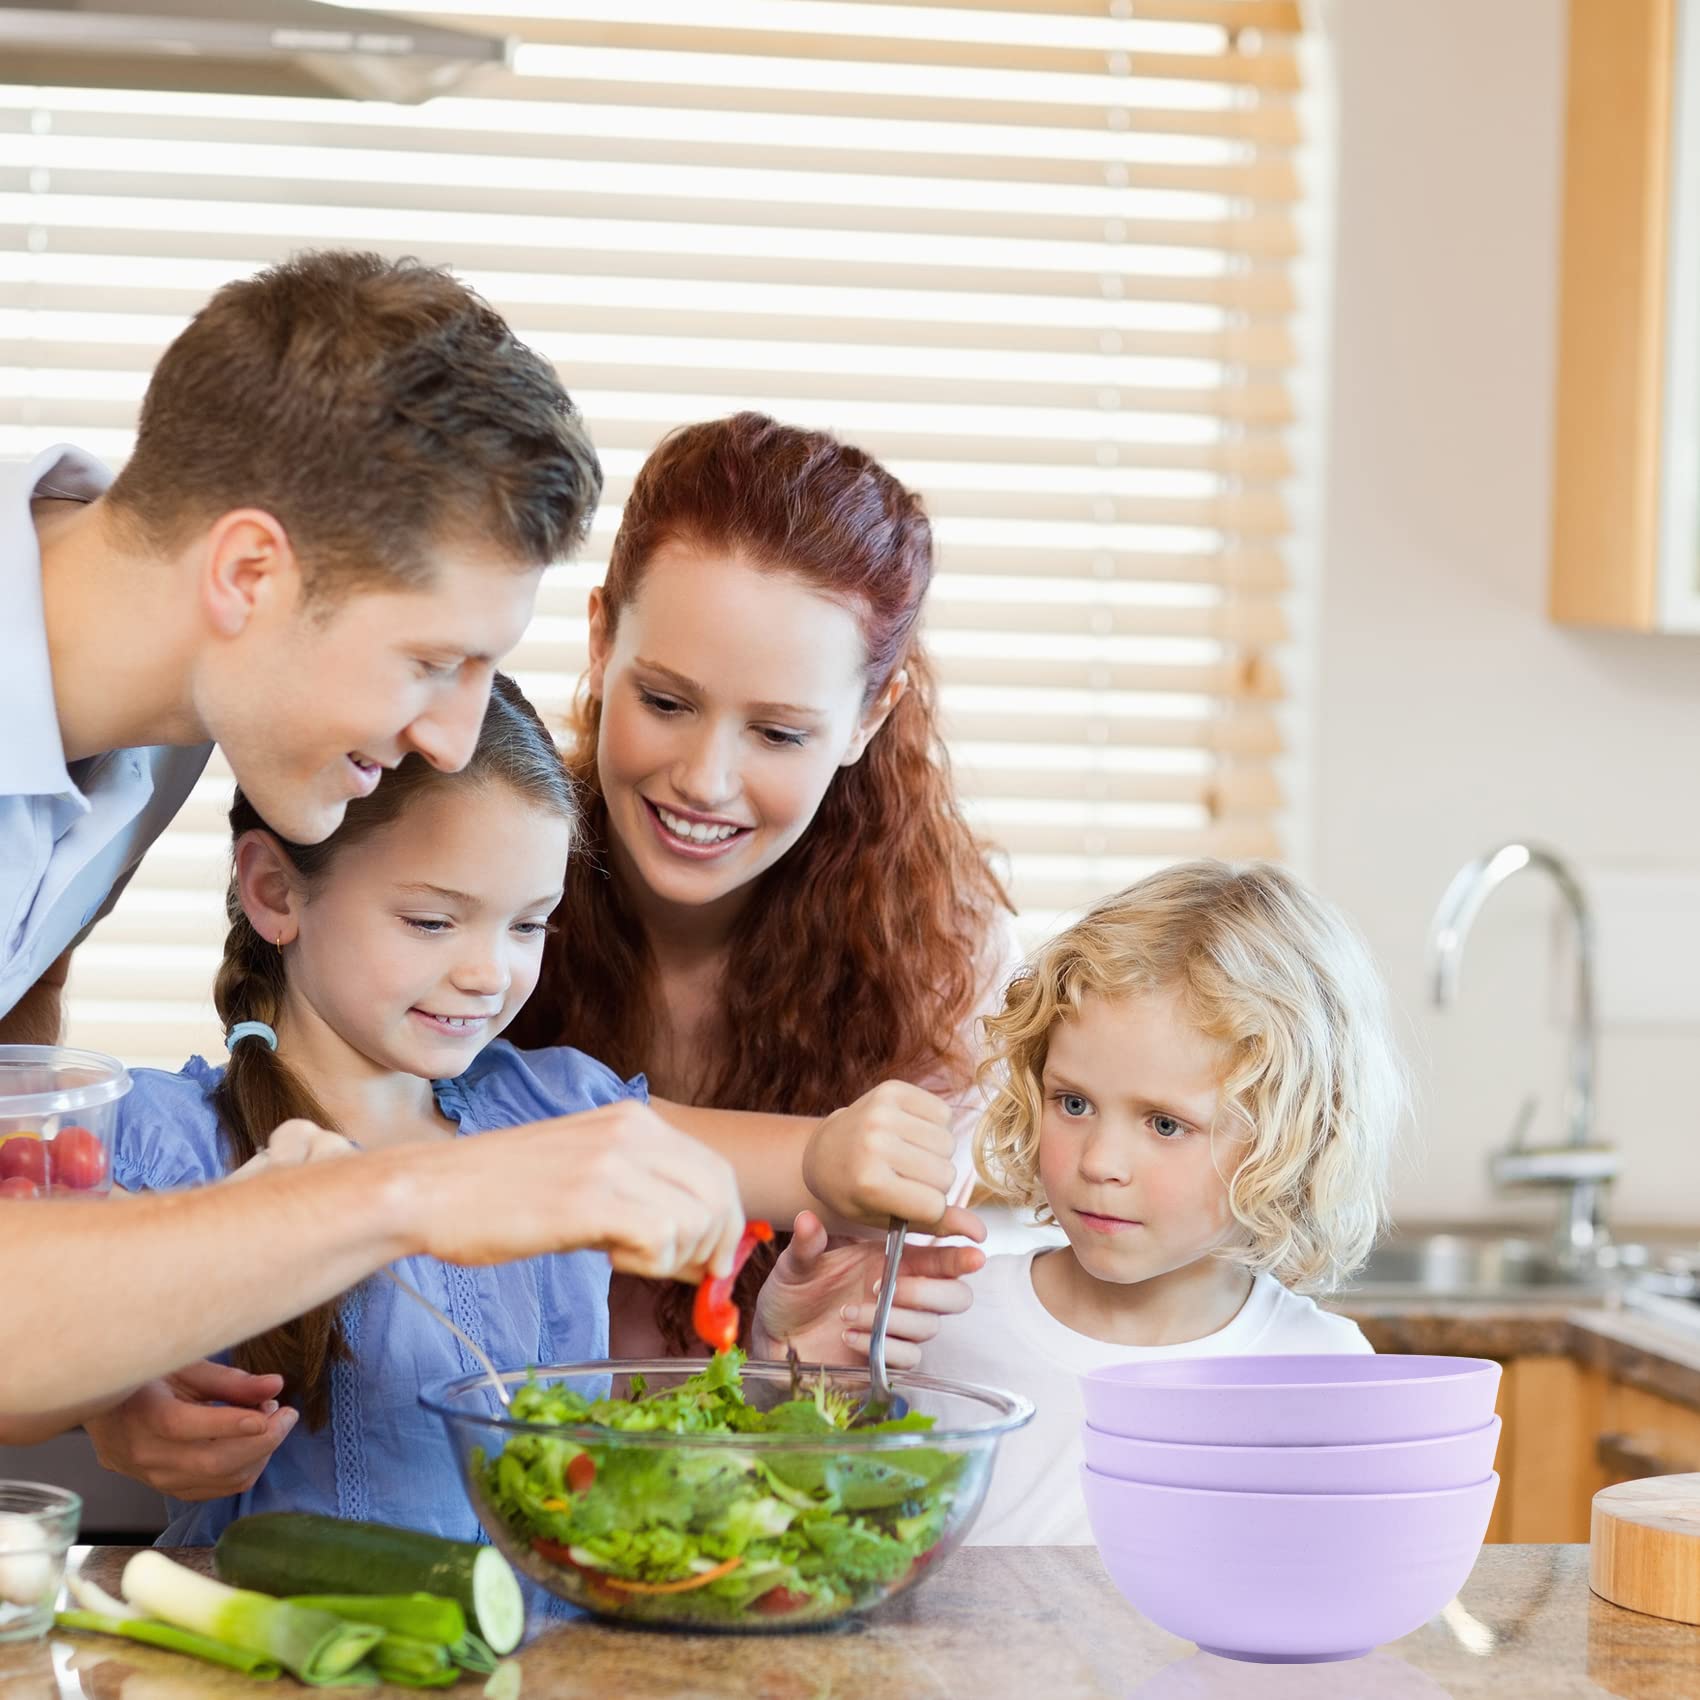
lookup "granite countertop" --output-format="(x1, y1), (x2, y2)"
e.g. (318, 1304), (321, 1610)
(1, 1543), (1696, 1700)
(1338, 1300), (1700, 1411)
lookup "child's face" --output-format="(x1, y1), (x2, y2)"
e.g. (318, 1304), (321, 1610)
(283, 781), (569, 1080)
(205, 537), (541, 848)
(1037, 989), (1245, 1288)
(586, 541), (896, 917)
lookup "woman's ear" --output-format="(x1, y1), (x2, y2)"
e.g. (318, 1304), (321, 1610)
(234, 829), (304, 948)
(840, 667), (909, 768)
(585, 586), (612, 701)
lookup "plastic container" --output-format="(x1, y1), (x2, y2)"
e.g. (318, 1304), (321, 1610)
(0, 1046), (130, 1200)
(0, 1482), (81, 1643)
(1080, 1414), (1501, 1494)
(1079, 1354), (1502, 1446)
(424, 1358), (1033, 1632)
(1082, 1464), (1498, 1663)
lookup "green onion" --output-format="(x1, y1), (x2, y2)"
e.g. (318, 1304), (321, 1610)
(451, 1630), (500, 1673)
(286, 1593), (467, 1644)
(55, 1608), (284, 1679)
(120, 1552), (385, 1685)
(369, 1630), (459, 1688)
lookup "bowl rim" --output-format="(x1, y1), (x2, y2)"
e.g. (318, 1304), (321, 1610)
(1081, 1460), (1500, 1505)
(1081, 1412), (1502, 1460)
(1079, 1353), (1501, 1395)
(0, 1045), (132, 1118)
(419, 1355), (1035, 1449)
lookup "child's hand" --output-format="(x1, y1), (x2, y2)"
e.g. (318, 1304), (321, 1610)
(801, 1081), (986, 1240)
(751, 1210), (984, 1368)
(225, 1119), (356, 1183)
(84, 1359), (298, 1500)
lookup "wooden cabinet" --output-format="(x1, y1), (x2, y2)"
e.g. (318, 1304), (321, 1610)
(1549, 0), (1700, 630)
(1487, 1356), (1700, 1542)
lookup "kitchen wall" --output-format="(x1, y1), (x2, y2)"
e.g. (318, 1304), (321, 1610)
(1312, 0), (1700, 1227)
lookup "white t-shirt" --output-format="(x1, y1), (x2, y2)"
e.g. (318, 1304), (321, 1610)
(0, 445), (211, 1019)
(923, 1248), (1372, 1546)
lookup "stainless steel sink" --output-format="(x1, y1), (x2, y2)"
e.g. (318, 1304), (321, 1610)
(1343, 1230), (1700, 1301)
(1345, 1233), (1600, 1299)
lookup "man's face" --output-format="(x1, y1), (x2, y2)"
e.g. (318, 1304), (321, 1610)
(199, 535), (542, 844)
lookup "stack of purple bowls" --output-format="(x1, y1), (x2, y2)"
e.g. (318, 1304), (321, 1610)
(1078, 1354), (1503, 1664)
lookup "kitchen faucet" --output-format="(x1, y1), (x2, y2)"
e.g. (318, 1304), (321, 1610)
(1427, 842), (1619, 1261)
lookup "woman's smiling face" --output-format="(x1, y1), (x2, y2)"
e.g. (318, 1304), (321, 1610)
(586, 540), (899, 916)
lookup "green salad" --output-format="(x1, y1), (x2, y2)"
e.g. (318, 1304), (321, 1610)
(477, 1350), (971, 1628)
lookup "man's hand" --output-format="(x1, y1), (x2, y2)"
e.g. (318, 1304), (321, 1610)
(401, 1099), (746, 1281)
(752, 1210), (984, 1367)
(802, 1081), (986, 1239)
(84, 1359), (296, 1501)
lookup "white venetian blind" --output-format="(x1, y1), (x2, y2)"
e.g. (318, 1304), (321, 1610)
(0, 0), (1310, 1068)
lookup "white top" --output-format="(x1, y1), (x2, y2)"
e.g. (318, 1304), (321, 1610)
(0, 445), (211, 1021)
(923, 1247), (1373, 1545)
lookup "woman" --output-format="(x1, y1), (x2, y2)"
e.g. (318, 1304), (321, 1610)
(508, 411), (1019, 1352)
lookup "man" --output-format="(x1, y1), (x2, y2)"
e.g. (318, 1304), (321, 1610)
(0, 251), (743, 1433)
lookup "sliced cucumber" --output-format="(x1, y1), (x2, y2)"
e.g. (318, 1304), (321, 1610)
(214, 1513), (524, 1655)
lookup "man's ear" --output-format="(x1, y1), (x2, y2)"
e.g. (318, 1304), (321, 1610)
(585, 586), (613, 701)
(199, 509), (298, 638)
(234, 829), (305, 947)
(840, 666), (909, 767)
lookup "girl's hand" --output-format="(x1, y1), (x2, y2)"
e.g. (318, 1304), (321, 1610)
(801, 1081), (987, 1239)
(751, 1210), (985, 1368)
(84, 1359), (298, 1500)
(226, 1119), (356, 1183)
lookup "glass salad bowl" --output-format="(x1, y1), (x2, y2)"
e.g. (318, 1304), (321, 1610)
(422, 1355), (1032, 1632)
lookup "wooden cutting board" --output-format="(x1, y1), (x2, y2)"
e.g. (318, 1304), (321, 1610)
(1590, 1472), (1700, 1625)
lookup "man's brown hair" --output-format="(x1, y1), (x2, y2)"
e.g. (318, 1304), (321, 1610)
(108, 249), (602, 588)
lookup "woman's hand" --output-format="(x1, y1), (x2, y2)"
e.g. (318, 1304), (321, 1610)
(84, 1359), (297, 1501)
(801, 1080), (986, 1239)
(751, 1210), (984, 1368)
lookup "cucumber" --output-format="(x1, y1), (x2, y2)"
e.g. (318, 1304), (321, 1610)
(214, 1514), (524, 1655)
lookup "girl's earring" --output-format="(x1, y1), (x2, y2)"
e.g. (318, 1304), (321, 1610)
(276, 932), (286, 949)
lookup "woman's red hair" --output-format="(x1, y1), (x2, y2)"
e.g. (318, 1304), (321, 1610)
(509, 412), (1010, 1343)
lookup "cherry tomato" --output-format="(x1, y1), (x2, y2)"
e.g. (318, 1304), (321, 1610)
(0, 1135), (48, 1186)
(50, 1126), (108, 1191)
(753, 1585), (812, 1616)
(565, 1451), (597, 1494)
(0, 1175), (38, 1200)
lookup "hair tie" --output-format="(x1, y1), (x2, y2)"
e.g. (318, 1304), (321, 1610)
(226, 1021), (279, 1052)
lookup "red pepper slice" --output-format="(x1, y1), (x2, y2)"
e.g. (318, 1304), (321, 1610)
(691, 1218), (774, 1352)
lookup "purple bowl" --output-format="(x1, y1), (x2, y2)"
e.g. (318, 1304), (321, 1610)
(1082, 1465), (1498, 1663)
(1081, 1414), (1501, 1493)
(1079, 1354), (1500, 1446)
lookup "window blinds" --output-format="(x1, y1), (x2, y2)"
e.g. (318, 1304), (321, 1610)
(0, 0), (1308, 1067)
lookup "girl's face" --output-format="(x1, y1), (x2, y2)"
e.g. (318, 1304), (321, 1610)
(1037, 989), (1247, 1287)
(585, 541), (902, 918)
(247, 780), (570, 1081)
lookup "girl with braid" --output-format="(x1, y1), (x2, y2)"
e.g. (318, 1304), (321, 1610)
(90, 675), (983, 1543)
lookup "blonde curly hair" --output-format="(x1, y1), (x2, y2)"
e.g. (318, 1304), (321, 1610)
(975, 861), (1404, 1293)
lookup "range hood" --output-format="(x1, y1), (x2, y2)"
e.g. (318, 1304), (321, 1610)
(0, 0), (512, 103)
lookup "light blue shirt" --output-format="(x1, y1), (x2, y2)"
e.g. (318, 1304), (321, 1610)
(112, 1040), (633, 1547)
(0, 445), (211, 1020)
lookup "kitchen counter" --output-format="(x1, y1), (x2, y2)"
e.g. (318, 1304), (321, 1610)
(1, 1543), (1696, 1700)
(1340, 1301), (1700, 1412)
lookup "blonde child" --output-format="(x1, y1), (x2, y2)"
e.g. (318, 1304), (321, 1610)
(921, 861), (1405, 1545)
